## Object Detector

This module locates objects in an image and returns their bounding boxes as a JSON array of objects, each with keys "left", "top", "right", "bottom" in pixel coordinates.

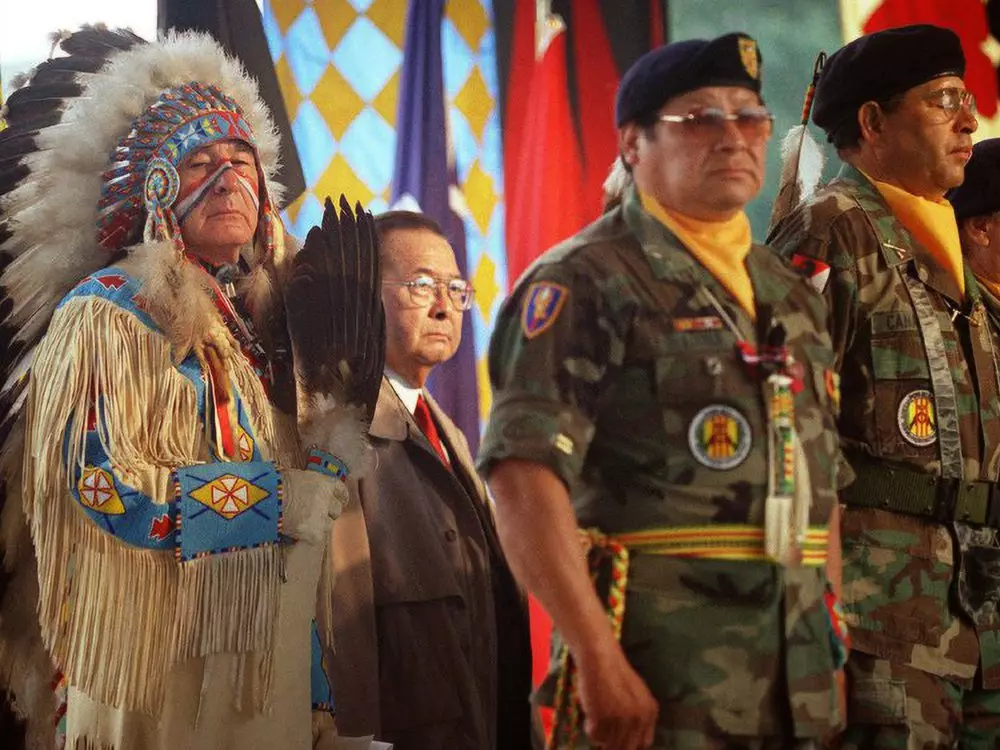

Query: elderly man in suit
[{"left": 325, "top": 211, "right": 532, "bottom": 750}]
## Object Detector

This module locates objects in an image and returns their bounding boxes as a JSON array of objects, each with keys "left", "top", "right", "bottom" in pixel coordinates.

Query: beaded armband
[{"left": 306, "top": 447, "right": 349, "bottom": 482}]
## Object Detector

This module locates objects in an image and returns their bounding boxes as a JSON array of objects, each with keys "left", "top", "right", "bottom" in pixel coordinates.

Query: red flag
[
  {"left": 502, "top": 0, "right": 536, "bottom": 220},
  {"left": 571, "top": 0, "right": 623, "bottom": 219},
  {"left": 649, "top": 0, "right": 665, "bottom": 47},
  {"left": 503, "top": 13, "right": 587, "bottom": 740},
  {"left": 505, "top": 24, "right": 587, "bottom": 287},
  {"left": 528, "top": 597, "right": 554, "bottom": 734}
]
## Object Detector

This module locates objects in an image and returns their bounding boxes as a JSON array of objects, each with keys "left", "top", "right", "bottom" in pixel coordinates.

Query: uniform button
[{"left": 445, "top": 529, "right": 458, "bottom": 542}]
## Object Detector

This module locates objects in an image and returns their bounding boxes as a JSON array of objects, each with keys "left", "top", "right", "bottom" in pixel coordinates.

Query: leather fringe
[{"left": 21, "top": 295, "right": 282, "bottom": 714}]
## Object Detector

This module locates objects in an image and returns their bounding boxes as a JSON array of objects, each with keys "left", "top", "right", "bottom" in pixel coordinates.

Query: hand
[
  {"left": 299, "top": 397, "right": 376, "bottom": 480},
  {"left": 576, "top": 646, "right": 658, "bottom": 750}
]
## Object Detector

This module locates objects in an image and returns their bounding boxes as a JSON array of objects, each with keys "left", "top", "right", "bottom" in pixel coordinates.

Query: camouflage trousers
[{"left": 833, "top": 652, "right": 1000, "bottom": 750}]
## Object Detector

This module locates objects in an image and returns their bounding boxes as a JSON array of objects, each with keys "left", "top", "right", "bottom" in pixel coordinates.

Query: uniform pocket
[
  {"left": 954, "top": 525, "right": 1000, "bottom": 629},
  {"left": 654, "top": 354, "right": 763, "bottom": 483},
  {"left": 840, "top": 508, "right": 954, "bottom": 648},
  {"left": 869, "top": 332, "right": 937, "bottom": 460},
  {"left": 848, "top": 676, "right": 908, "bottom": 726}
]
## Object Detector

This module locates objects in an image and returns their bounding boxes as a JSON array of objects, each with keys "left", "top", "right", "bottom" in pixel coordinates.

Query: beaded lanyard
[{"left": 705, "top": 287, "right": 808, "bottom": 566}]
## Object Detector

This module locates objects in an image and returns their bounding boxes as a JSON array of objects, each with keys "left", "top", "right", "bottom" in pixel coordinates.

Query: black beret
[
  {"left": 948, "top": 138, "right": 1000, "bottom": 221},
  {"left": 812, "top": 24, "right": 965, "bottom": 144},
  {"left": 615, "top": 32, "right": 762, "bottom": 127}
]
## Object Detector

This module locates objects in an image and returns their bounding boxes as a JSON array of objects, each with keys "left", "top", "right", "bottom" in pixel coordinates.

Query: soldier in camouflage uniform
[
  {"left": 950, "top": 139, "right": 1000, "bottom": 328},
  {"left": 768, "top": 25, "right": 1000, "bottom": 750},
  {"left": 479, "top": 33, "right": 847, "bottom": 750}
]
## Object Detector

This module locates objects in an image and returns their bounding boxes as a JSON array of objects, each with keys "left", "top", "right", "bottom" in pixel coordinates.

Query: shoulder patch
[
  {"left": 521, "top": 282, "right": 569, "bottom": 339},
  {"left": 789, "top": 253, "right": 831, "bottom": 294}
]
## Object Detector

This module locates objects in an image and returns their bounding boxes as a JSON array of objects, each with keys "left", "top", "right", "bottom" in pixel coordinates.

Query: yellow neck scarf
[
  {"left": 868, "top": 175, "right": 965, "bottom": 296},
  {"left": 639, "top": 190, "right": 755, "bottom": 318}
]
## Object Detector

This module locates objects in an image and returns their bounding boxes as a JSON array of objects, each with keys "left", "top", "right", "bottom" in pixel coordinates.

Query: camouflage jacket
[
  {"left": 479, "top": 187, "right": 844, "bottom": 737},
  {"left": 979, "top": 276, "right": 1000, "bottom": 334},
  {"left": 769, "top": 165, "right": 1000, "bottom": 688}
]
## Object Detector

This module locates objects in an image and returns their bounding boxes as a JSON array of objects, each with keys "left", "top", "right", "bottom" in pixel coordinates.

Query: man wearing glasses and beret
[
  {"left": 325, "top": 210, "right": 532, "bottom": 750},
  {"left": 480, "top": 33, "right": 846, "bottom": 749},
  {"left": 769, "top": 24, "right": 1000, "bottom": 750}
]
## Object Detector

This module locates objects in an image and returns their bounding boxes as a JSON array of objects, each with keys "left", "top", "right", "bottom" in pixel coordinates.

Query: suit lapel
[
  {"left": 424, "top": 391, "right": 479, "bottom": 489},
  {"left": 371, "top": 376, "right": 461, "bottom": 470},
  {"left": 371, "top": 375, "right": 496, "bottom": 539},
  {"left": 369, "top": 377, "right": 409, "bottom": 441},
  {"left": 424, "top": 392, "right": 506, "bottom": 551}
]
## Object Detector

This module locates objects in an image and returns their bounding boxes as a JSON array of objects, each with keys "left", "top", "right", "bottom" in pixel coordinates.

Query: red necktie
[{"left": 414, "top": 394, "right": 450, "bottom": 465}]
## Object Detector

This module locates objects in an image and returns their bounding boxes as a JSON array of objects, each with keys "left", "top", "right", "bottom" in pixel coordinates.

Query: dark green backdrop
[{"left": 670, "top": 1, "right": 844, "bottom": 238}]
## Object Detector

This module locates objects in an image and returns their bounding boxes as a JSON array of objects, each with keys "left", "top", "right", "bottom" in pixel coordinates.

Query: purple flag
[{"left": 392, "top": 0, "right": 480, "bottom": 452}]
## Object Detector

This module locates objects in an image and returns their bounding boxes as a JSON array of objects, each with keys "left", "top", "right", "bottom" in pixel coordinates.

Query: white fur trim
[
  {"left": 300, "top": 397, "right": 375, "bottom": 480},
  {"left": 121, "top": 243, "right": 239, "bottom": 364}
]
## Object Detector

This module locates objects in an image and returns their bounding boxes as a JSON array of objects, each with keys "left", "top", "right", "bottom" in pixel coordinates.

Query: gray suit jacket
[{"left": 328, "top": 377, "right": 530, "bottom": 749}]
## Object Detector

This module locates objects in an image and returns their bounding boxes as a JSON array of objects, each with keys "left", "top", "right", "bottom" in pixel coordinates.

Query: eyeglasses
[
  {"left": 885, "top": 86, "right": 976, "bottom": 122},
  {"left": 922, "top": 86, "right": 976, "bottom": 120},
  {"left": 657, "top": 106, "right": 775, "bottom": 140},
  {"left": 384, "top": 275, "right": 475, "bottom": 310}
]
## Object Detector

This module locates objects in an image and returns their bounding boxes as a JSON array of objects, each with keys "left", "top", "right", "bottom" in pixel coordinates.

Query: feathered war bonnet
[{"left": 0, "top": 27, "right": 287, "bottom": 376}]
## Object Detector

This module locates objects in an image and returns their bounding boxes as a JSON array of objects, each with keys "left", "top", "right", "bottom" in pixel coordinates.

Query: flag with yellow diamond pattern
[{"left": 262, "top": 0, "right": 506, "bottom": 442}]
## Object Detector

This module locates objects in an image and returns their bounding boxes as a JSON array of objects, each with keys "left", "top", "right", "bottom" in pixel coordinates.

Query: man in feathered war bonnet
[{"left": 0, "top": 26, "right": 384, "bottom": 750}]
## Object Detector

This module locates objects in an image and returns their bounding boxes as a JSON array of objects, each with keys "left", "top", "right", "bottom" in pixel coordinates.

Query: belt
[
  {"left": 547, "top": 524, "right": 830, "bottom": 749},
  {"left": 841, "top": 457, "right": 1000, "bottom": 528},
  {"left": 594, "top": 525, "right": 831, "bottom": 567}
]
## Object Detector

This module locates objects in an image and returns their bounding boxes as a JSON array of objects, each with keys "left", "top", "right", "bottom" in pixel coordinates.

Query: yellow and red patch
[
  {"left": 521, "top": 282, "right": 569, "bottom": 340},
  {"left": 688, "top": 404, "right": 752, "bottom": 470},
  {"left": 897, "top": 389, "right": 937, "bottom": 447},
  {"left": 673, "top": 316, "right": 723, "bottom": 332}
]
